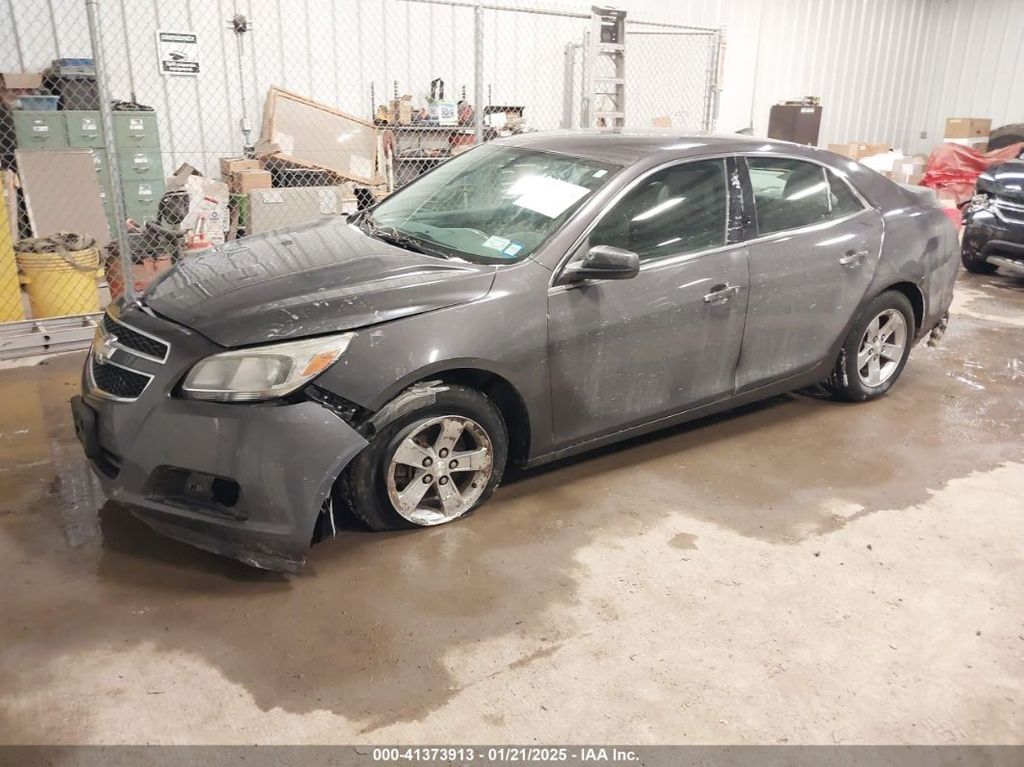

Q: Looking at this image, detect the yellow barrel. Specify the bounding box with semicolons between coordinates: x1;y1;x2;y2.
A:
0;180;24;322
16;245;101;318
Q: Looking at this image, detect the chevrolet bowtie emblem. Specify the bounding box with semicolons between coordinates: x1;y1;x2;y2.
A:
94;333;120;365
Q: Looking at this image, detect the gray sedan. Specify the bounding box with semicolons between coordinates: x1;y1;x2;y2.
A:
71;132;959;570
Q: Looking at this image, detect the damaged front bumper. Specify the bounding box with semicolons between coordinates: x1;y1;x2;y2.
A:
963;206;1024;273
78;391;368;571
73;308;368;571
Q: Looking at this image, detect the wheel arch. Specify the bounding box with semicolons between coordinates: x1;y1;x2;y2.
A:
409;367;532;469
314;365;531;542
879;280;924;334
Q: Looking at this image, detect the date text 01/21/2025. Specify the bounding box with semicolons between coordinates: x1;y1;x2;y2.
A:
371;747;641;762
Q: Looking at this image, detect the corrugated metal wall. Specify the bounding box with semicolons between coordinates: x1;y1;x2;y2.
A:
624;0;1024;153
908;0;1024;152
2;0;1022;170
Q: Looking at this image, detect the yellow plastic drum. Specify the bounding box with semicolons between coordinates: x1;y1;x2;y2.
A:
0;183;24;322
16;246;101;318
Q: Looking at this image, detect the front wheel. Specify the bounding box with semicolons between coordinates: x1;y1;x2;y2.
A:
341;384;508;531
961;242;997;274
826;291;915;402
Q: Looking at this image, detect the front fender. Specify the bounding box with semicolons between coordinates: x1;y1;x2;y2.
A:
313;262;554;456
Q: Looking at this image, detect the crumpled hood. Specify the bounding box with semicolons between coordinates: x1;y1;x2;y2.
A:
983;160;1024;202
143;216;496;347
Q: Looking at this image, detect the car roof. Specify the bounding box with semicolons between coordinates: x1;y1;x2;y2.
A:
497;129;814;166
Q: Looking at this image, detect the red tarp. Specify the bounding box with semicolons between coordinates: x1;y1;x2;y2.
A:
920;141;1024;204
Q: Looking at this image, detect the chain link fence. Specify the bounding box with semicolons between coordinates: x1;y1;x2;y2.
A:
0;0;721;358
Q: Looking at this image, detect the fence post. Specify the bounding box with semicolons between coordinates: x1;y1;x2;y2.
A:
711;30;724;130
473;3;483;145
84;0;135;303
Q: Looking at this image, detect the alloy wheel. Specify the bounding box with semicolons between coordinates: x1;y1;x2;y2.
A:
385;415;494;526
856;308;908;387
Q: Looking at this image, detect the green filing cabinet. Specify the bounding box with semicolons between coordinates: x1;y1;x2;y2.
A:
122;179;165;223
112;112;164;222
117;149;163;182
92;150;111;191
92;151;116;233
13;109;166;227
13;111;68;149
64;111;104;148
113;112;160;149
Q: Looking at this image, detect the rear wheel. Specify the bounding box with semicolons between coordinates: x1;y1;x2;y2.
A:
961;241;997;274
341;384;508;531
826;291;915;402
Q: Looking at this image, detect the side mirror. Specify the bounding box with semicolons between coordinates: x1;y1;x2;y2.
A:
562;245;640;283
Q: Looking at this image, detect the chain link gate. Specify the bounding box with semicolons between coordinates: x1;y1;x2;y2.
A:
0;0;721;360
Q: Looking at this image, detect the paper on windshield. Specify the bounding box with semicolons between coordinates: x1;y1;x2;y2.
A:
510;175;591;218
482;235;512;250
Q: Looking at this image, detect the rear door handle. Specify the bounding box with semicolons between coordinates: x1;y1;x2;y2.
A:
839;249;869;267
703;284;742;304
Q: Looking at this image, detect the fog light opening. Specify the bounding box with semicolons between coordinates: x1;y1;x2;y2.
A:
211;477;240;508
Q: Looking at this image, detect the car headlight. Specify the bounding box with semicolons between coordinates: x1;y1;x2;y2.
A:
181;333;354;402
967;193;991;212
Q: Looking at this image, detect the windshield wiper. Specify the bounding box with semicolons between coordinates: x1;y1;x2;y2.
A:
359;214;449;259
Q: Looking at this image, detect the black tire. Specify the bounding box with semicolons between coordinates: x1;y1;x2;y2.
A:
986;123;1024;152
826;291;916;402
340;383;508;531
961;241;997;274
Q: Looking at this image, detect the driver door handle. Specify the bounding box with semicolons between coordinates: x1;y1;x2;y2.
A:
839;249;869;267
703;283;742;304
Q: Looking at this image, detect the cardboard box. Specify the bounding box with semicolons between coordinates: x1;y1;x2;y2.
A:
390;96;413;125
229;169;272;194
167;163;202;189
0;72;43;90
945;136;988;151
219;156;261;177
944;117;991;139
890;154;926;185
827;142;890;161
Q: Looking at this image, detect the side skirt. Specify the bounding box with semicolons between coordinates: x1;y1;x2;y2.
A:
522;362;833;470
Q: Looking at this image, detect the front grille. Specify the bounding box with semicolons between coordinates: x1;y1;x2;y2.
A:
103;314;169;361
91;357;151;399
994;197;1024;226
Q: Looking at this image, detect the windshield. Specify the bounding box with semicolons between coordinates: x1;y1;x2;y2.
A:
366;144;620;264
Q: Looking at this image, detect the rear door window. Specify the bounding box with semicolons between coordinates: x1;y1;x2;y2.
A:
747;157;831;235
827;169;865;217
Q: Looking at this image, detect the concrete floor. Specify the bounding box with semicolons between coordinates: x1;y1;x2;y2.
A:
0;271;1021;745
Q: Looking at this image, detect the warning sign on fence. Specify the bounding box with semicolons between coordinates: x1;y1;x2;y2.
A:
156;31;199;76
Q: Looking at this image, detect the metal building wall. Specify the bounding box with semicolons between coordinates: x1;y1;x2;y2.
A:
626;0;935;150
623;0;1023;154
907;0;1024;153
2;0;1021;168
